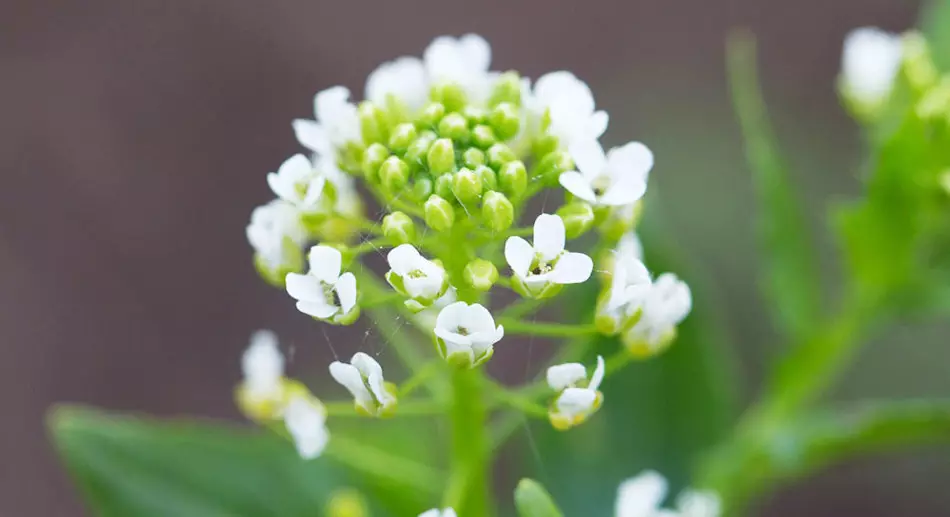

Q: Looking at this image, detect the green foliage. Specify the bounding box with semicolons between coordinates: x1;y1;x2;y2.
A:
923;0;950;71
514;479;564;517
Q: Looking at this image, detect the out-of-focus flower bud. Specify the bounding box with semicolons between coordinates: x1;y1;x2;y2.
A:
358;101;389;145
463;147;487;169
535;150;573;182
557;201;596;239
419;102;446;127
438;112;470;143
382;211;416;245
378;156;410;192
489;102;521;141
476;165;498;191
487;143;516;170
427;138;457;176
452;168;483;204
488;71;523;107
388;122;417;153
472;124;498;149
482;191;514;232
498;160;528;198
361;143;390;183
464;258;499;291
424;195;456;231
431;83;467;112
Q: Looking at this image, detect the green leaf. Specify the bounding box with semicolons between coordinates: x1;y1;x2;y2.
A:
726;31;821;343
49;405;433;517
923;0;950;71
514;479;564;517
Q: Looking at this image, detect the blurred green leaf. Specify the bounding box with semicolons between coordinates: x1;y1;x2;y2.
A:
725;31;821;343
514;479;564;517
49;405;433;517
923;0;950;71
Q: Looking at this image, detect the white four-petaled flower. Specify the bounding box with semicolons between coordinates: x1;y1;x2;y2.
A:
434;301;504;367
532;71;608;149
505;214;594;298
622;273;692;357
366;56;429;115
419;508;457;517
285;245;359;324
293;86;361;156
283;395;329;460
546;355;605;430
424;34;493;104
560;140;651;207
841;27;903;109
386;244;448;312
237;330;287;419
597;234;652;335
246;200;307;272
267;154;328;212
615;470;720;517
329;352;396;416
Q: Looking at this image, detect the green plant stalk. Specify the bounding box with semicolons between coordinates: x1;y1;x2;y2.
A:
445;367;492;516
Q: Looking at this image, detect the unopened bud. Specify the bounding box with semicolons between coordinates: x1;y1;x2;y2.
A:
358;102;389;145
498;160;528;198
462;106;488;125
382;211;416;245
903;32;939;93
361;143;390;183
488;71;523;107
326;489;369;517
427;138;457;176
535;150;574;181
557;201;595;238
379;156;409;192
452;168;483;204
431;83;467;112
388;123;417;153
424;195;456;231
463;147;486;169
438;112;470;143
404;130;436;169
472;125;497;149
464;259;499;291
476;165;498;191
487;143;516;170
419;102;446;127
489;102;521;140
482;191;514;232
411;175;434;201
434;173;454;199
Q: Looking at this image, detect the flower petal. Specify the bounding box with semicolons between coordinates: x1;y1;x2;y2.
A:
329;361;372;405
242;330;284;396
615;470;668;517
558;171;597;203
546;362;587;391
550;252;593;284
308;245;342;283
504;236;534;278
533;214;566;262
284;397;328;460
555;387;597;418
568;139;607;179
589;355;605;391
435;301;468;332
285;273;324;302
587;110;609;140
335;272;358;315
292;119;330;154
296;300;337;320
387;244;424;276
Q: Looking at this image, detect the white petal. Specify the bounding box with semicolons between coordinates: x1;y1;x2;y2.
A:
435;327;473;349
308;245;342;283
460;33;491;72
587;110;609;139
292;119;330;154
555;388;597;418
504;237;534;278
387;244;424;276
558;171;597;203
465;303;496;333
546;362;587;391
608;142;654;178
266;172;293;202
600;174;647;206
533;214;566;262
335;272;358;315
676;489;722;517
285;273;324;302
242;330;284;396
618;232;644;262
301;176;327;208
351;353;392;406
366;56;428;111
616;470;668;517
296;300;337;320
842;27;903;103
550;252;593;284
589;355;605;391
284;397;328;460
315;86;352;121
329;361;373;405
435;301;468;330
568;139;607;179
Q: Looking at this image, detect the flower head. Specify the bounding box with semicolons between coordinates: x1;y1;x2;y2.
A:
505;214;594;298
293;86;361;156
419;508;457;517
236;330;287;420
246;200;306;284
434;301;504;367
546;355;604;430
559;140;651;207
622;273;691;357
329;352;397;417
615;471;720;517
532;71;608;148
841;27;903;113
424;34;493;104
283;395;329;460
285;245;359;325
267;154;330;212
596;237;652;335
385;244;448;312
366;56;429;115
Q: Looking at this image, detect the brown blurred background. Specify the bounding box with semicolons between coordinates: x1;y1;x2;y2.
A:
3;0;949;515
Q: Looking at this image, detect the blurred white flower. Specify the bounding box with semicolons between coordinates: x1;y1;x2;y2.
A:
505;214;594;298
386;244;448;311
425;34;493;103
419;508;457;517
615;470;720;517
366;56;429;114
532;71;608;148
434;301;504;367
246;200;306;272
841;27;903;108
285;245;359;324
559;140;652;207
622;273;692;357
267;154;328;212
241;330;284;405
293;86;361;155
546;355;604;430
283;395;329;460
329;352;396;416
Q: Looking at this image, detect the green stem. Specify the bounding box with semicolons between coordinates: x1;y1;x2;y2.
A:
498;318;599;338
444;368;492;516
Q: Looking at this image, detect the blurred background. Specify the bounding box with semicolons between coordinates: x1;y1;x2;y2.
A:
2;0;949;515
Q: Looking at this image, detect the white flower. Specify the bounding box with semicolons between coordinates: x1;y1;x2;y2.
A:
412;287;457;330
385;244;448;311
266;154;328;212
283;395;329;460
617;232;644;263
597;236;652;335
841;27;903;108
622;273;692;357
505;214;594;298
293;86;361;156
546;355;604;430
329;352;396;416
434;301;504;367
366;56;429;114
424;34;493;104
316;154;362;218
559;140;651;207
532;71;608;148
615;471;720;517
241;330;284;404
419;508;457;517
285;245;359;324
246;200;307;272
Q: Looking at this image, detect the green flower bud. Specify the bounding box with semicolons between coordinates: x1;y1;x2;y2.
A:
488;71;523;107
462;106;488;124
452;168;483;204
358;102;389;145
382;211;416;245
379;156;409;192
557;201;596;239
535;150;574;181
462;147;486;169
472;125;497;149
424;195;456;231
903;32;939;93
419;102;446;127
438;112;470;143
475;165;498;191
434;173;454;199
427;138;457;176
487;143;516;170
388;123;417;153
464;259;499;291
481;191;514;232
489;102;521;141
498;160;528;198
337;142;365;176
326;489;369;517
411;175;434;201
404;130;437;169
431;83;467;112
361;143;390;183
532;134;559;158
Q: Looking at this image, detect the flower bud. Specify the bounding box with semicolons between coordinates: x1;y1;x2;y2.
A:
438;112;470;143
498;160;527;198
452;168;483;204
387;123;417;153
488;71;523;107
431;83;467;112
434;173;454;199
599;201;643;241
481;191;514;232
427;138;457;176
476;165;498;191
487;143;516;170
326;489;368;517
464;259;499;291
411;175;434;201
903;32;939;93
462;106;488;125
489;102;521;141
472;124;497;149
358;102;389;145
361;143;390;183
535;150;574;181
424;195;455;231
463;147;486;169
404;130;437;169
382;211;416;245
378;156;409;192
419;102;446;127
557;201;596;239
